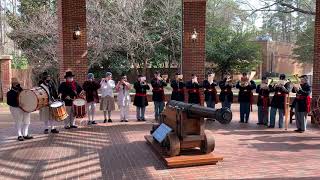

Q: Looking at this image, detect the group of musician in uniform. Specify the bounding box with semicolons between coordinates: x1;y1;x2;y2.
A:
6;70;311;141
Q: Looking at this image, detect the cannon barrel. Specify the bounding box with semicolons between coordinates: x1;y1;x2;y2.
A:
166;100;232;124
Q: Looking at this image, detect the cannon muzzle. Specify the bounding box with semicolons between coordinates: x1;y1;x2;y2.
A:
166;100;232;124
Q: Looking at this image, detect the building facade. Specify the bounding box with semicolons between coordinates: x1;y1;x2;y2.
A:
256;40;313;78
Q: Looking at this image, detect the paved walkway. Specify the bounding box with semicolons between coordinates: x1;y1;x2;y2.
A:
0;104;319;180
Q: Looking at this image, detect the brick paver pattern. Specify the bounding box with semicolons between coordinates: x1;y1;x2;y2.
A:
0;104;319;180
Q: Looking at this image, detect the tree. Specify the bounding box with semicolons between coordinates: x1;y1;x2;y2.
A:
6;0;267;80
293;22;314;63
6;0;58;81
206;27;261;76
244;0;316;15
87;0;181;75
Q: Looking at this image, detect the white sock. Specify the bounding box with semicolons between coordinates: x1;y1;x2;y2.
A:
88;103;95;121
23;124;29;136
44;120;49;129
16;123;23;137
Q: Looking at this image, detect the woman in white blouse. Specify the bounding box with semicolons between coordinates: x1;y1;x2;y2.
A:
100;72;115;123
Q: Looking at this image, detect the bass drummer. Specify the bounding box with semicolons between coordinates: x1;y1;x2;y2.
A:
39;72;59;134
7;78;33;141
58;71;83;129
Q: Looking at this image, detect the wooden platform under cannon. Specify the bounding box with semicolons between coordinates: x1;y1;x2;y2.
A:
145;135;223;168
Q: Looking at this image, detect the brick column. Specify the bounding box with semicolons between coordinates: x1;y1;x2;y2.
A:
58;0;88;83
313;2;320;104
182;0;206;81
312;1;320;124
0;55;12;100
182;0;207;105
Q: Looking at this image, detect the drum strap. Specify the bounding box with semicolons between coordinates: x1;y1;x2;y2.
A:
40;84;52;101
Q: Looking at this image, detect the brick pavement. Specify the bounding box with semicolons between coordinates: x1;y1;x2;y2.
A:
0;104;319;180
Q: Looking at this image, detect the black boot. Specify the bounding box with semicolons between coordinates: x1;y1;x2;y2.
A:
44;129;49;134
23;135;33;140
51;129;59;134
18;136;24;141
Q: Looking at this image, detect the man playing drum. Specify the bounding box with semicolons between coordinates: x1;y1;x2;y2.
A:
58;71;83;129
39;72;59;134
7;78;33;141
100;72;116;123
83;73;101;125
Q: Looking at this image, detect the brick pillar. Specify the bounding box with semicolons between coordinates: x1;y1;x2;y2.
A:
182;0;207;105
182;0;206;81
0;55;12;100
313;2;320;104
58;0;88;83
312;1;320;124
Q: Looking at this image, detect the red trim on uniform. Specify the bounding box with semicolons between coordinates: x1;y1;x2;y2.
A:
152;88;163;91
188;89;199;93
135;93;147;97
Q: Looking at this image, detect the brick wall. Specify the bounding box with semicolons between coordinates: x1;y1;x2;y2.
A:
182;0;207;104
182;0;206;81
57;0;88;83
0;56;12;100
313;1;320;104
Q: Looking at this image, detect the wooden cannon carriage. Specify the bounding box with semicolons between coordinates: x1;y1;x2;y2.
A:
150;100;233;157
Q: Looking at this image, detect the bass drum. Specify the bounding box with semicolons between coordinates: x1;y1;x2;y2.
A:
19;87;49;112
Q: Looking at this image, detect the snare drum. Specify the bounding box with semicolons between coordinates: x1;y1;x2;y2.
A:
19;87;49;112
73;98;86;118
50;101;68;121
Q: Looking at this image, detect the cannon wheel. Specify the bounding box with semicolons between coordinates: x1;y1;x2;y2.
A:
200;130;215;154
165;133;180;157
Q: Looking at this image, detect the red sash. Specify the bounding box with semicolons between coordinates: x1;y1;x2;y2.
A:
275;92;286;96
135;93;147;97
188;88;200;103
153;87;165;101
206;88;216;93
188;88;199;94
152;88;163;92
297;95;311;113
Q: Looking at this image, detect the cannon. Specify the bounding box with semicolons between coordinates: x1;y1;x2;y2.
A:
151;100;232;157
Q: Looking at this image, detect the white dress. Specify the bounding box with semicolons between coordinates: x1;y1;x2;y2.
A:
117;84;131;107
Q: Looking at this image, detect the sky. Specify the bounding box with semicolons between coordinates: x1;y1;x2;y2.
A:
238;0;265;28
